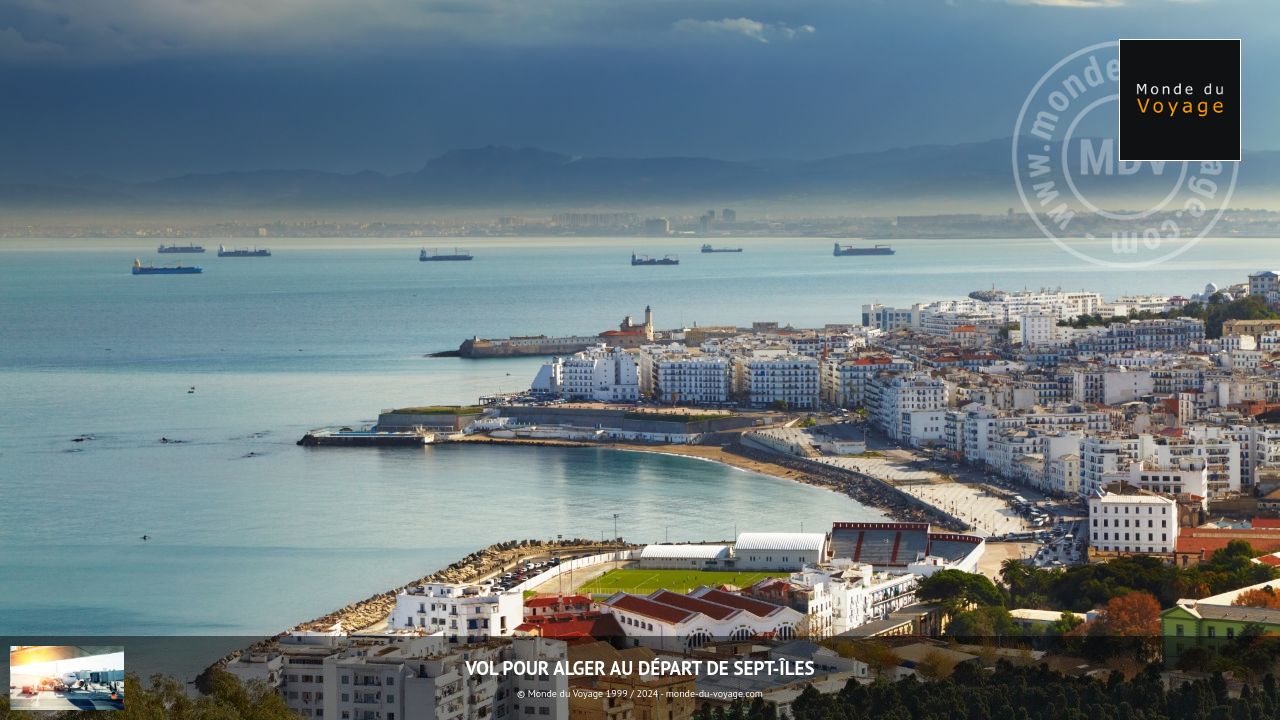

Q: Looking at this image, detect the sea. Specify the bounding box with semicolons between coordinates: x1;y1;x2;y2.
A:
0;234;1272;639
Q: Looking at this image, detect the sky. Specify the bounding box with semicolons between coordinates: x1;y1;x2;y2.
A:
0;0;1275;181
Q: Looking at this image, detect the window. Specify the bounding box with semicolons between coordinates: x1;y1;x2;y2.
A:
1208;627;1216;638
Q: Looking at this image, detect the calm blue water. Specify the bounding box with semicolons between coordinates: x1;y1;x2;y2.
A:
0;235;1271;636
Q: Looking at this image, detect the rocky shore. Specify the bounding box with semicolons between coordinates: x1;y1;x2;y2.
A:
202;538;631;688
722;442;967;531
293;537;628;633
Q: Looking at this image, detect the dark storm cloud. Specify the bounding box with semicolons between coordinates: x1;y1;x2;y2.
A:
0;0;1271;179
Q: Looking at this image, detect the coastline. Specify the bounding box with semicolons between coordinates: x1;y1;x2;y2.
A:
451;435;965;529
205;434;969;682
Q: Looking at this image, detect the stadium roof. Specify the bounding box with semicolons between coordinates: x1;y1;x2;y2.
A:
639;544;730;560
734;532;827;552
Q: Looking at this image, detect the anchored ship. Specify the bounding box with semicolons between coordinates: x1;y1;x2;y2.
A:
420;248;474;261
157;244;205;254
132;258;202;275
701;244;743;253
631;253;679;266
832;242;894;256
218;245;271;257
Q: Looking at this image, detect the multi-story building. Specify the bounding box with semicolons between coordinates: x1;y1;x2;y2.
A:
861;303;922;332
1079;436;1141;495
1020;311;1060;348
1071;366;1154;405
1139;433;1241;497
1248;270;1280;304
533;345;640;402
736;354;820;410
1074;318;1205;354
820;354;914;408
389;583;524;644
645;345;737;407
867;372;949;444
228;635;567;720
1088;490;1178;555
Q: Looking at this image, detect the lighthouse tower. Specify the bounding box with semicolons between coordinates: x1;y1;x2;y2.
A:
644;305;654;340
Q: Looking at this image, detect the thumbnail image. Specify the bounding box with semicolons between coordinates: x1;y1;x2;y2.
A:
8;646;125;712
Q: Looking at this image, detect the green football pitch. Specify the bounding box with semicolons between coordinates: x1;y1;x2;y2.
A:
578;568;788;596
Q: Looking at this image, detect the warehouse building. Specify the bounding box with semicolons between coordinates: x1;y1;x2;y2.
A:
638;544;731;570
733;532;829;571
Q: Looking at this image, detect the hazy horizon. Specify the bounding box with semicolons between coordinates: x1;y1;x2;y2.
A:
2;0;1278;182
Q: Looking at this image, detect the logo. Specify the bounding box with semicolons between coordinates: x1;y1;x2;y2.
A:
1012;41;1238;268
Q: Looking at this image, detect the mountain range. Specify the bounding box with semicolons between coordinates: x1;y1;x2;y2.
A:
4;139;1278;212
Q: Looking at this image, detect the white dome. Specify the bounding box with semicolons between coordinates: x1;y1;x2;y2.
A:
1204;282;1219;296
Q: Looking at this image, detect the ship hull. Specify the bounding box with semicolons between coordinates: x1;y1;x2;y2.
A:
833;248;895;256
218;251;271;257
420;256;473;261
133;267;202;275
158;246;205;254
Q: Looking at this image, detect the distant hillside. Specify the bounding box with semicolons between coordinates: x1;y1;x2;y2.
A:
2;139;1278;211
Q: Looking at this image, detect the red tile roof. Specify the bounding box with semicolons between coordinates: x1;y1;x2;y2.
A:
1177;528;1280;556
648;590;739;621
520;613;625;640
525;594;591;608
604;594;695;624
691;588;784;618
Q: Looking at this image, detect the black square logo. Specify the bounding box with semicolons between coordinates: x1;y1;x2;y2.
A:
1119;39;1240;161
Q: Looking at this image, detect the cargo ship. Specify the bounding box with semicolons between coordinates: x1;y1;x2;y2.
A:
157;243;205;253
832;242;894;256
132;259;202;275
218;245;271;257
701;244;743;253
420;248;473;261
631;253;679;266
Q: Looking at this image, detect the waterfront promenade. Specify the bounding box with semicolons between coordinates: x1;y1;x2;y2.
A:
816;453;1030;538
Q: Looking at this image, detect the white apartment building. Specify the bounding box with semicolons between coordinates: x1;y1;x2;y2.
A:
1045;453;1082;496
1249;270;1280;303
1080;436;1141;496
1020;311;1061;348
228;635;567;720
532;344;639;402
861;303;922;331
820;355;914;408
1138;434;1241;497
1119;458;1211;499
389;583;524;644
868;372;949;444
1088;491;1178;555
737;354;820;410
827;566;920;635
328;638;564;720
1075;318;1206;354
651;352;731;405
1072;366;1154;405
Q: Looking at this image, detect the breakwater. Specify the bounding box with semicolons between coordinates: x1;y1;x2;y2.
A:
722;442;968;532
202;538;633;687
